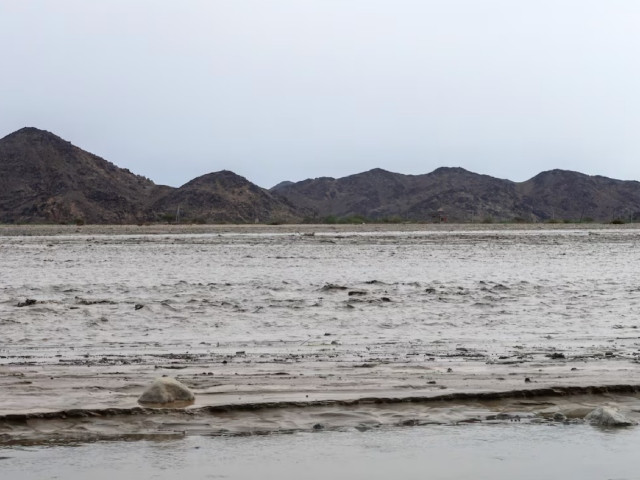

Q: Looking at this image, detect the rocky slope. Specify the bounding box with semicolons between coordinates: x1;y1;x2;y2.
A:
273;167;640;222
0;128;304;224
516;169;640;222
0;127;165;224
148;171;304;224
2;127;639;224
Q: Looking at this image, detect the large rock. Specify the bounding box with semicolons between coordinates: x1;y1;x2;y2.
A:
585;406;635;427
138;377;195;407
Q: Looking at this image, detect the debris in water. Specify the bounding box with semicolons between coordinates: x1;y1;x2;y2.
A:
17;299;37;307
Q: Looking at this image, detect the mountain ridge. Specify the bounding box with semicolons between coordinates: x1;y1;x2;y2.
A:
272;166;640;222
1;127;639;224
0;128;304;224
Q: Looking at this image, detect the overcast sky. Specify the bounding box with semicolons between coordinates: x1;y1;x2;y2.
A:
2;1;640;188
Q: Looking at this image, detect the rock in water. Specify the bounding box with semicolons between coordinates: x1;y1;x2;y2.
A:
585;407;635;427
17;299;37;307
138;377;195;407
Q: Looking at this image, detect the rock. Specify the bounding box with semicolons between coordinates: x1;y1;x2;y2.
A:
321;284;347;291
134;303;144;310
547;352;565;359
348;290;367;296
17;299;37;307
585;407;635;427
138;377;195;406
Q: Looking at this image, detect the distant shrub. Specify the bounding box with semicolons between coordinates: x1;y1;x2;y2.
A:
546;218;561;224
339;215;368;224
314;215;407;224
160;213;174;224
379;216;405;224
481;216;494;224
611;219;626;224
74;218;85;226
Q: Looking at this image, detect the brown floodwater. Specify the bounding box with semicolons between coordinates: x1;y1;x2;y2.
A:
1;224;640;445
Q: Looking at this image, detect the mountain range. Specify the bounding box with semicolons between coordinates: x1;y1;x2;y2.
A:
272;167;640;223
0;128;301;224
1;127;639;224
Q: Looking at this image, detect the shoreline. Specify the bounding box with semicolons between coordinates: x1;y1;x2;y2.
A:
1;222;639;237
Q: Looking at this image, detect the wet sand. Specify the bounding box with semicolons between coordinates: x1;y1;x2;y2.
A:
2;224;640;443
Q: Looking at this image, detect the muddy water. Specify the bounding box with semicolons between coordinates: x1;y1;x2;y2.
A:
2;423;639;480
2;225;640;443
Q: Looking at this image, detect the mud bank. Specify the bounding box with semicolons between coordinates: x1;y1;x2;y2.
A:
3;385;640;445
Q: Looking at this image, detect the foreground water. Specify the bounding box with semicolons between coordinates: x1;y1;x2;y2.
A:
2;423;638;480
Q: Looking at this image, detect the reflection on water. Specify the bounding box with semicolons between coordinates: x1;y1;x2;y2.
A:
2;423;637;480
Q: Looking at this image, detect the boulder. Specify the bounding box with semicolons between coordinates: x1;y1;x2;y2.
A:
585;406;635;427
138;377;195;406
552;412;567;422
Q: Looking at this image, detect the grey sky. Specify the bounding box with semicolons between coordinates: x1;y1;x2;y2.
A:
2;0;640;188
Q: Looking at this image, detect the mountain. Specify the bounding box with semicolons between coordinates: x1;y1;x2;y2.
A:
0;127;164;223
271;180;294;190
272;167;640;222
0;128;306;224
516;169;640;222
148;170;305;224
3;127;639;224
271;167;522;222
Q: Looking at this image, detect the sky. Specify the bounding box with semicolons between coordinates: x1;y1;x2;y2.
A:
2;1;640;188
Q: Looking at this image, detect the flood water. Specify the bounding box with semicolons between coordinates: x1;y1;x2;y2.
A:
2;423;638;480
1;224;640;476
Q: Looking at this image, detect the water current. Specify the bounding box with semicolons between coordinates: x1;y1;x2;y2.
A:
1;225;640;477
